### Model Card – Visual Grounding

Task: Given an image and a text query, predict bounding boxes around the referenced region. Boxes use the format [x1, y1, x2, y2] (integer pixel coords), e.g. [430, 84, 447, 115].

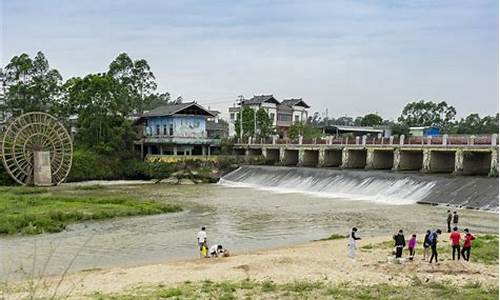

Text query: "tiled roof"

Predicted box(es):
[281, 98, 310, 108]
[242, 95, 280, 105]
[142, 102, 215, 118]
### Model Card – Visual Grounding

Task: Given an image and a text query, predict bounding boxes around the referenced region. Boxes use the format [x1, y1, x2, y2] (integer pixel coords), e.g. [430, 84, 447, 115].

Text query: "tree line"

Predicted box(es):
[308, 100, 498, 136]
[0, 51, 182, 154]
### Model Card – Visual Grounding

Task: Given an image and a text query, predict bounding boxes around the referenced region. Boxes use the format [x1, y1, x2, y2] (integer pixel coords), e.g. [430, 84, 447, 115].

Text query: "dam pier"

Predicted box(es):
[233, 135, 499, 176]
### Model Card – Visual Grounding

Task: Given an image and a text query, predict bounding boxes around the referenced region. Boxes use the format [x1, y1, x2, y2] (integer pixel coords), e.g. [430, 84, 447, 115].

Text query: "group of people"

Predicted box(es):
[196, 226, 230, 258]
[348, 210, 476, 264]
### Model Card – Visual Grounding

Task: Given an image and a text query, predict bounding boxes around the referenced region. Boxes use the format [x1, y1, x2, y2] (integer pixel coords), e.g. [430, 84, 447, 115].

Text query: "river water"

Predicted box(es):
[0, 173, 498, 280]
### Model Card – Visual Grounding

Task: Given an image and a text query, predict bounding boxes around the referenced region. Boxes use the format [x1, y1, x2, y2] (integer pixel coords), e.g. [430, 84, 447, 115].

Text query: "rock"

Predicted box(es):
[190, 170, 199, 175]
[194, 179, 203, 184]
[160, 177, 178, 184]
[179, 178, 195, 185]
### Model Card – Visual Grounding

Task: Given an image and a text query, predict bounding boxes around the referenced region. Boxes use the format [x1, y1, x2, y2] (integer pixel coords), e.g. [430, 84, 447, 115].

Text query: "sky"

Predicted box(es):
[1, 0, 498, 120]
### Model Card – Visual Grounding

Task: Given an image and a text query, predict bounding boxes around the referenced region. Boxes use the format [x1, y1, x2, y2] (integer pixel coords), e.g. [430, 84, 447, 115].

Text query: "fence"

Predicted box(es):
[235, 134, 498, 147]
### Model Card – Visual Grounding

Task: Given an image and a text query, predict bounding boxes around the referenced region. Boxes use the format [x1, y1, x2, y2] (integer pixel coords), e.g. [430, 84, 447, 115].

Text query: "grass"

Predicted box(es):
[0, 186, 182, 235]
[320, 233, 347, 241]
[88, 279, 499, 300]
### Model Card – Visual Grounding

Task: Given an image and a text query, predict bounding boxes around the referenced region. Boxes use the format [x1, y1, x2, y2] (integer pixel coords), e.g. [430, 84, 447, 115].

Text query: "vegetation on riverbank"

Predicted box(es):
[90, 279, 498, 300]
[0, 186, 181, 235]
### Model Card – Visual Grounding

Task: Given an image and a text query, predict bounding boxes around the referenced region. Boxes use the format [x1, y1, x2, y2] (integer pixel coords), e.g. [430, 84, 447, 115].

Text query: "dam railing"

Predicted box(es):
[236, 134, 498, 147]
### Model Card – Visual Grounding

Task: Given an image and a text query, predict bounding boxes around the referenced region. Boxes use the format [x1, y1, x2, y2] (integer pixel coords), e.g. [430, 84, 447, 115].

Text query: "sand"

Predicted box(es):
[5, 236, 498, 299]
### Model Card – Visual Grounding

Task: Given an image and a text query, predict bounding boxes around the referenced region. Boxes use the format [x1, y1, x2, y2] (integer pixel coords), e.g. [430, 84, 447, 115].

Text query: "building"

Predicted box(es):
[228, 95, 310, 137]
[206, 110, 229, 139]
[134, 102, 219, 157]
[409, 126, 441, 137]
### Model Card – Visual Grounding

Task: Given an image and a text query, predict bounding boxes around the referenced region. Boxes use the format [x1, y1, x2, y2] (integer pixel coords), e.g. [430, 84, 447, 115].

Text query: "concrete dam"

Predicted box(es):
[220, 165, 499, 211]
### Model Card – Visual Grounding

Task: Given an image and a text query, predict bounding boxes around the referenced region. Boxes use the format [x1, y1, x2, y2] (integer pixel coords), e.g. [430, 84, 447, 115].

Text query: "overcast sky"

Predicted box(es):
[2, 0, 498, 119]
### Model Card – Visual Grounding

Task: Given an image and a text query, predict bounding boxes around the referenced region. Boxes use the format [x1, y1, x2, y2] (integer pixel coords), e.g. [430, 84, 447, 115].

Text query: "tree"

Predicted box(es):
[108, 53, 157, 114]
[1, 51, 63, 114]
[452, 113, 499, 134]
[360, 113, 383, 126]
[288, 122, 322, 139]
[256, 108, 272, 138]
[62, 73, 135, 152]
[398, 100, 456, 129]
[234, 106, 255, 138]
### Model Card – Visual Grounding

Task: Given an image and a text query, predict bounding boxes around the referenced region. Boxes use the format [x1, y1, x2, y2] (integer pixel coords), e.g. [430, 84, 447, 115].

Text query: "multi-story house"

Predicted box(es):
[228, 95, 310, 137]
[134, 102, 219, 157]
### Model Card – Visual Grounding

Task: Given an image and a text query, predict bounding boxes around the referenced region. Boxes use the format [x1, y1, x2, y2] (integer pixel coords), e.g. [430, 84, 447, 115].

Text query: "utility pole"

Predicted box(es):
[254, 108, 257, 138]
[238, 95, 244, 140]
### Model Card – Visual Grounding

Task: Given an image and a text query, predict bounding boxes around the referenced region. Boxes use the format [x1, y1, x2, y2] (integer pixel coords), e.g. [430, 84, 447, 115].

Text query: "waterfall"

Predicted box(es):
[219, 165, 499, 211]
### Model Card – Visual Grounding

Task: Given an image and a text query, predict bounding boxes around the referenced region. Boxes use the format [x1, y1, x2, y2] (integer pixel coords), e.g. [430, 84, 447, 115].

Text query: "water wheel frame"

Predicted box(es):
[1, 112, 73, 185]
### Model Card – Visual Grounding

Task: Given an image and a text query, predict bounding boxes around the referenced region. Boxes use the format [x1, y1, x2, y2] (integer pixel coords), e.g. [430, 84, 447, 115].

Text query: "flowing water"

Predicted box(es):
[0, 166, 498, 280]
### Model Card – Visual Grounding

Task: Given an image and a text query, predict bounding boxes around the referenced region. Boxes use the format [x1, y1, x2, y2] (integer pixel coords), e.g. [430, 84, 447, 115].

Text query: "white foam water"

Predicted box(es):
[219, 165, 499, 210]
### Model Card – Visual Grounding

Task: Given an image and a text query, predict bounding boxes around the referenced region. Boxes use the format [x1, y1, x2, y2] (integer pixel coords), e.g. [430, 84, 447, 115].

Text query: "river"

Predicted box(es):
[0, 168, 498, 280]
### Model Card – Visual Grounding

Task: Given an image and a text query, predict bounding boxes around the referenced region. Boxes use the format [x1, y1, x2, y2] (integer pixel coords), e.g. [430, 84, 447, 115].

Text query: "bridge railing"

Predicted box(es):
[236, 134, 498, 147]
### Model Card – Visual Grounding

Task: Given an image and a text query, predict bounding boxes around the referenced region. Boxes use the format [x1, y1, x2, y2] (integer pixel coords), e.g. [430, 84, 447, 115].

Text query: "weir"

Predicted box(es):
[221, 165, 499, 210]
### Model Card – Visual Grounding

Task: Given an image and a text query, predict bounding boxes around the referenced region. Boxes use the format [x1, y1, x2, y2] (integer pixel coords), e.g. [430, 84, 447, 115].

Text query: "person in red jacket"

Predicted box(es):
[461, 228, 475, 261]
[449, 227, 461, 260]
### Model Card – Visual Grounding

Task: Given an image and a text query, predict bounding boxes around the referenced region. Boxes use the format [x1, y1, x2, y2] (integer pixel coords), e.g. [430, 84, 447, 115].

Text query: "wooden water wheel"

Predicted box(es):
[1, 112, 73, 185]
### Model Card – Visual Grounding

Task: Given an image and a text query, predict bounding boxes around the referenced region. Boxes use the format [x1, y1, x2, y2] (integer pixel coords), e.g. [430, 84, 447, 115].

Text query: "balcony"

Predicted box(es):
[136, 132, 219, 145]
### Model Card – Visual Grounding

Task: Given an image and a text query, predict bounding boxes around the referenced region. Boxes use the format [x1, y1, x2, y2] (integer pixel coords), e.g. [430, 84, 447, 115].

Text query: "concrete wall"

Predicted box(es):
[263, 148, 280, 164]
[342, 149, 367, 169]
[369, 149, 394, 169]
[394, 149, 423, 171]
[247, 148, 262, 156]
[323, 149, 342, 167]
[301, 149, 319, 167]
[282, 149, 299, 165]
[458, 151, 491, 175]
[427, 150, 456, 173]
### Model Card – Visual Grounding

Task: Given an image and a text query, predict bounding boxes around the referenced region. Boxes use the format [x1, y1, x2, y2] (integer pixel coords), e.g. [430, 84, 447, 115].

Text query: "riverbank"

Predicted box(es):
[4, 235, 498, 299]
[0, 186, 181, 235]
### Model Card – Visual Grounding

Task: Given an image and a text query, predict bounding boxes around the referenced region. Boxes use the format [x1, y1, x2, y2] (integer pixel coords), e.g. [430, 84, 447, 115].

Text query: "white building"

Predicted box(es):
[228, 95, 310, 137]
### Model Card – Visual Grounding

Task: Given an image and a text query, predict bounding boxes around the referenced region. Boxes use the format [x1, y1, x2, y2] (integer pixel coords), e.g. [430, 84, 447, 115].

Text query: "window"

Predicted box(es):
[156, 125, 160, 135]
[163, 125, 167, 135]
[277, 114, 292, 122]
[269, 113, 275, 121]
[230, 113, 235, 120]
[169, 124, 174, 136]
[295, 115, 300, 122]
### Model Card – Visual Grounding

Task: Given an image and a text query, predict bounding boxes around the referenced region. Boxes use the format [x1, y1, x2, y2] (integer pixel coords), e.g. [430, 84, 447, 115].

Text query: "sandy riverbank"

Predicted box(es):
[5, 236, 498, 299]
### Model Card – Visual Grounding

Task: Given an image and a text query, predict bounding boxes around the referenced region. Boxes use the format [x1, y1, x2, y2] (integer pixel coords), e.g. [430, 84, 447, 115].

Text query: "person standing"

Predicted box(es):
[449, 227, 461, 260]
[196, 226, 207, 255]
[348, 227, 361, 261]
[408, 234, 417, 260]
[423, 230, 431, 261]
[393, 229, 406, 259]
[461, 228, 475, 261]
[452, 211, 459, 229]
[429, 229, 442, 264]
[447, 210, 452, 233]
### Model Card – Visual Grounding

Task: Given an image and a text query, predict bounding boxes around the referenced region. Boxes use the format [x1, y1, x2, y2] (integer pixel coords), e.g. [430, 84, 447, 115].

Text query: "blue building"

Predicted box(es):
[134, 102, 219, 157]
[409, 126, 441, 137]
